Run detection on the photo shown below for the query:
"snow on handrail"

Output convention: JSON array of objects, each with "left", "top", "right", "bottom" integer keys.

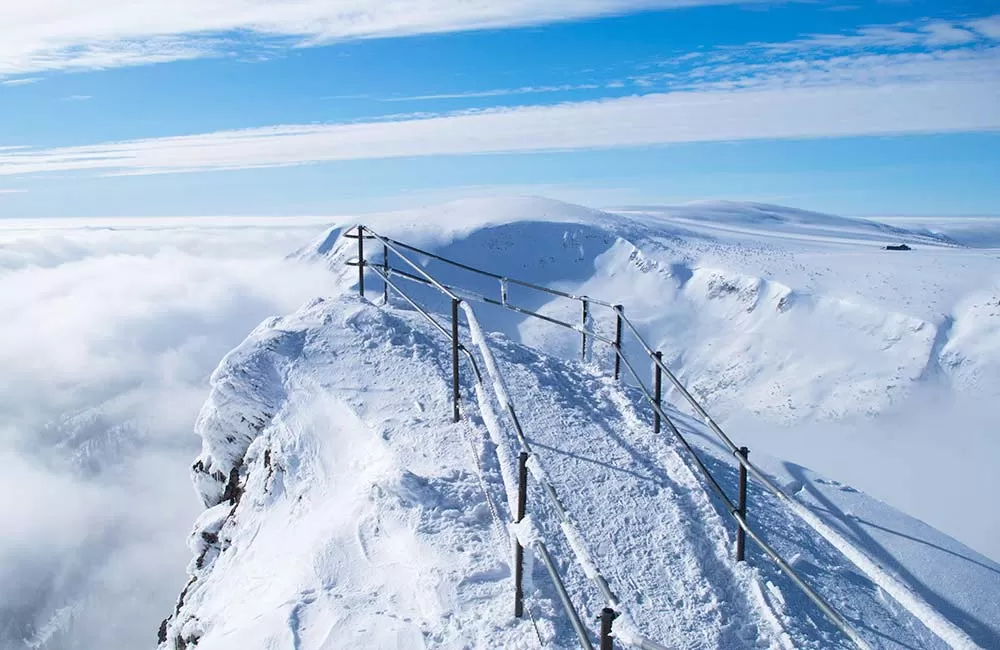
[
  {"left": 353, "top": 225, "right": 981, "bottom": 650},
  {"left": 615, "top": 285, "right": 980, "bottom": 650},
  {"left": 365, "top": 241, "right": 603, "bottom": 647},
  {"left": 461, "top": 302, "right": 668, "bottom": 650}
]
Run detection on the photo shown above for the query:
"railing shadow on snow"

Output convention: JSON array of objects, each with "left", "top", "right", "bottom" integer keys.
[{"left": 343, "top": 225, "right": 978, "bottom": 650}]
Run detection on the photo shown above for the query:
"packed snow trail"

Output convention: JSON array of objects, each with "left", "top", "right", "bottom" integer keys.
[{"left": 463, "top": 318, "right": 977, "bottom": 650}]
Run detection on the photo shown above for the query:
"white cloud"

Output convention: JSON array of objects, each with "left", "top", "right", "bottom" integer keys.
[
  {"left": 1, "top": 76, "right": 41, "bottom": 86},
  {"left": 0, "top": 0, "right": 764, "bottom": 77},
  {"left": 382, "top": 83, "right": 602, "bottom": 101},
  {"left": 968, "top": 15, "right": 1000, "bottom": 40},
  {"left": 0, "top": 220, "right": 334, "bottom": 648},
  {"left": 920, "top": 22, "right": 978, "bottom": 46},
  {"left": 680, "top": 47, "right": 1000, "bottom": 91},
  {"left": 0, "top": 189, "right": 27, "bottom": 194},
  {"left": 0, "top": 60, "right": 997, "bottom": 177},
  {"left": 763, "top": 15, "right": 999, "bottom": 53}
]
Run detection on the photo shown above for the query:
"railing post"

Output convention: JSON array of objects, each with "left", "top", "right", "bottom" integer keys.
[
  {"left": 451, "top": 298, "right": 461, "bottom": 423},
  {"left": 653, "top": 351, "right": 663, "bottom": 434},
  {"left": 613, "top": 305, "right": 624, "bottom": 380},
  {"left": 599, "top": 607, "right": 618, "bottom": 650},
  {"left": 514, "top": 450, "right": 529, "bottom": 618},
  {"left": 357, "top": 226, "right": 365, "bottom": 297},
  {"left": 382, "top": 242, "right": 389, "bottom": 304},
  {"left": 581, "top": 299, "right": 589, "bottom": 361},
  {"left": 736, "top": 446, "right": 749, "bottom": 562}
]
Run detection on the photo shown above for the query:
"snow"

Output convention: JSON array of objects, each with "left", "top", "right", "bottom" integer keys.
[
  {"left": 163, "top": 298, "right": 538, "bottom": 649},
  {"left": 161, "top": 196, "right": 1000, "bottom": 649},
  {"left": 295, "top": 196, "right": 1000, "bottom": 563}
]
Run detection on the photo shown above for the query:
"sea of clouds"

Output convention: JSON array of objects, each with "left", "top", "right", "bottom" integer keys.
[{"left": 0, "top": 217, "right": 334, "bottom": 649}]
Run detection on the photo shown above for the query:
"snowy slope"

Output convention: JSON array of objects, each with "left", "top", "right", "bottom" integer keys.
[
  {"left": 164, "top": 297, "right": 534, "bottom": 649},
  {"left": 160, "top": 289, "right": 1000, "bottom": 649},
  {"left": 298, "top": 196, "right": 1000, "bottom": 562}
]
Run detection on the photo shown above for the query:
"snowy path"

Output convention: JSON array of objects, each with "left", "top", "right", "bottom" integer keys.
[
  {"left": 163, "top": 293, "right": 986, "bottom": 650},
  {"left": 479, "top": 334, "right": 782, "bottom": 649},
  {"left": 475, "top": 327, "right": 973, "bottom": 650}
]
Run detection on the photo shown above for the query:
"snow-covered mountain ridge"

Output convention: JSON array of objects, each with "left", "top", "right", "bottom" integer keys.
[
  {"left": 161, "top": 292, "right": 1000, "bottom": 649},
  {"left": 159, "top": 197, "right": 1000, "bottom": 648},
  {"left": 297, "top": 198, "right": 1000, "bottom": 562}
]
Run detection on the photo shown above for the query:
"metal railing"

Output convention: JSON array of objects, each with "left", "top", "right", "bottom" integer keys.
[
  {"left": 347, "top": 226, "right": 640, "bottom": 648},
  {"left": 344, "top": 224, "right": 972, "bottom": 650}
]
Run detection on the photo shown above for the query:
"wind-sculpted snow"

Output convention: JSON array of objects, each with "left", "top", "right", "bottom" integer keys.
[
  {"left": 161, "top": 296, "right": 543, "bottom": 649},
  {"left": 192, "top": 317, "right": 299, "bottom": 507}
]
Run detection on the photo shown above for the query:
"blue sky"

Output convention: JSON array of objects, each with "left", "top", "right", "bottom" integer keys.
[{"left": 0, "top": 0, "right": 998, "bottom": 217}]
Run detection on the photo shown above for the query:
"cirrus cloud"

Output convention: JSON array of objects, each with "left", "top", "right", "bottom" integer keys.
[
  {"left": 0, "top": 70, "right": 997, "bottom": 178},
  {"left": 0, "top": 0, "right": 769, "bottom": 78}
]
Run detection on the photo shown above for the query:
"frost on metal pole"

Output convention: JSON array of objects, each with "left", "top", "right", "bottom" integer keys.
[
  {"left": 581, "top": 299, "right": 589, "bottom": 361},
  {"left": 514, "top": 451, "right": 528, "bottom": 618},
  {"left": 613, "top": 305, "right": 624, "bottom": 380},
  {"left": 736, "top": 446, "right": 749, "bottom": 562},
  {"left": 451, "top": 298, "right": 461, "bottom": 423},
  {"left": 599, "top": 607, "right": 618, "bottom": 650}
]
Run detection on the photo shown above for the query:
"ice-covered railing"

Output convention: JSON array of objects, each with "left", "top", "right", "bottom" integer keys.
[
  {"left": 345, "top": 225, "right": 980, "bottom": 650},
  {"left": 462, "top": 302, "right": 668, "bottom": 650},
  {"left": 347, "top": 227, "right": 670, "bottom": 649}
]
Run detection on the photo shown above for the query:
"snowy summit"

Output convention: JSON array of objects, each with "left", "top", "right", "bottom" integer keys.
[{"left": 158, "top": 197, "right": 1000, "bottom": 650}]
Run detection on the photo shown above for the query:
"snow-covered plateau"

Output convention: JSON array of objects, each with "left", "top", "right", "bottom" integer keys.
[{"left": 158, "top": 198, "right": 999, "bottom": 649}]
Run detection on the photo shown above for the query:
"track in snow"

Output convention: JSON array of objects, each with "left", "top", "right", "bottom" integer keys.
[{"left": 465, "top": 324, "right": 968, "bottom": 650}]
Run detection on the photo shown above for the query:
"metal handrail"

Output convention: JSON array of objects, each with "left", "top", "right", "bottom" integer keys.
[
  {"left": 366, "top": 229, "right": 462, "bottom": 302},
  {"left": 387, "top": 265, "right": 617, "bottom": 346},
  {"left": 355, "top": 224, "right": 868, "bottom": 648},
  {"left": 358, "top": 226, "right": 669, "bottom": 649},
  {"left": 360, "top": 232, "right": 599, "bottom": 647},
  {"left": 380, "top": 235, "right": 618, "bottom": 309},
  {"left": 349, "top": 224, "right": 978, "bottom": 650},
  {"left": 368, "top": 265, "right": 483, "bottom": 385},
  {"left": 459, "top": 303, "right": 668, "bottom": 650},
  {"left": 356, "top": 225, "right": 872, "bottom": 648}
]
